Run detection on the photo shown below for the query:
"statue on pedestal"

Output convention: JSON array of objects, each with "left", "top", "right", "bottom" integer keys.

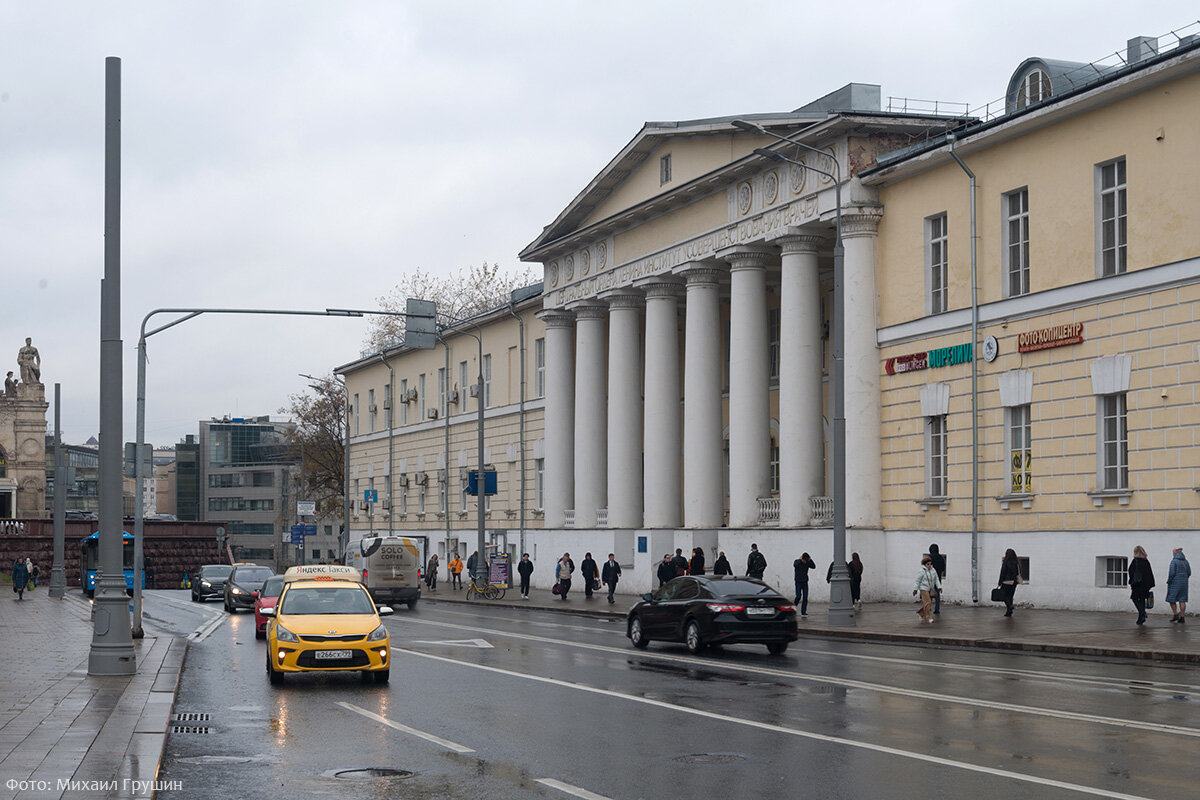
[
  {"left": 4, "top": 371, "right": 15, "bottom": 398},
  {"left": 17, "top": 338, "right": 40, "bottom": 386}
]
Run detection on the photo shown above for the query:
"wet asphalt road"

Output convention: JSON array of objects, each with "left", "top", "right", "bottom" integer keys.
[{"left": 145, "top": 590, "right": 1200, "bottom": 800}]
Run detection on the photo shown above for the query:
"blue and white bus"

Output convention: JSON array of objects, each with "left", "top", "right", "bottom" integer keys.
[{"left": 80, "top": 531, "right": 141, "bottom": 597}]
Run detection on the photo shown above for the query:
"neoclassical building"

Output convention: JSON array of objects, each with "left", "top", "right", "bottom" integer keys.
[
  {"left": 518, "top": 28, "right": 1200, "bottom": 607},
  {"left": 1, "top": 352, "right": 48, "bottom": 520}
]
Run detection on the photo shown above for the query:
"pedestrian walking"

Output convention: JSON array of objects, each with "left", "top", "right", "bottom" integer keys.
[
  {"left": 11, "top": 554, "right": 29, "bottom": 600},
  {"left": 426, "top": 553, "right": 439, "bottom": 591},
  {"left": 928, "top": 543, "right": 946, "bottom": 614},
  {"left": 517, "top": 553, "right": 533, "bottom": 599},
  {"left": 850, "top": 553, "right": 864, "bottom": 609},
  {"left": 30, "top": 561, "right": 39, "bottom": 589},
  {"left": 449, "top": 553, "right": 464, "bottom": 590},
  {"left": 792, "top": 552, "right": 816, "bottom": 616},
  {"left": 912, "top": 555, "right": 941, "bottom": 623},
  {"left": 581, "top": 553, "right": 599, "bottom": 599},
  {"left": 180, "top": 572, "right": 191, "bottom": 590},
  {"left": 671, "top": 549, "right": 689, "bottom": 577},
  {"left": 746, "top": 543, "right": 767, "bottom": 579},
  {"left": 712, "top": 551, "right": 732, "bottom": 576},
  {"left": 998, "top": 548, "right": 1021, "bottom": 617},
  {"left": 466, "top": 551, "right": 479, "bottom": 582},
  {"left": 1166, "top": 547, "right": 1190, "bottom": 623},
  {"left": 689, "top": 547, "right": 706, "bottom": 576},
  {"left": 24, "top": 558, "right": 35, "bottom": 591},
  {"left": 1128, "top": 545, "right": 1155, "bottom": 625},
  {"left": 657, "top": 554, "right": 675, "bottom": 587},
  {"left": 601, "top": 553, "right": 622, "bottom": 604},
  {"left": 555, "top": 553, "right": 573, "bottom": 600}
]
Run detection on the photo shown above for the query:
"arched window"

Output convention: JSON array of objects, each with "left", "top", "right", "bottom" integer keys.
[{"left": 1016, "top": 70, "right": 1051, "bottom": 109}]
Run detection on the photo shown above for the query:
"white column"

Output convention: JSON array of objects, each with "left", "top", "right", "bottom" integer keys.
[
  {"left": 773, "top": 231, "right": 826, "bottom": 526},
  {"left": 680, "top": 264, "right": 725, "bottom": 528},
  {"left": 603, "top": 290, "right": 643, "bottom": 529},
  {"left": 570, "top": 301, "right": 607, "bottom": 528},
  {"left": 638, "top": 277, "right": 682, "bottom": 528},
  {"left": 842, "top": 212, "right": 884, "bottom": 528},
  {"left": 720, "top": 246, "right": 772, "bottom": 528},
  {"left": 536, "top": 309, "right": 575, "bottom": 528}
]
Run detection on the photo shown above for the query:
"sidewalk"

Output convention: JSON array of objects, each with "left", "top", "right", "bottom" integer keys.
[
  {"left": 0, "top": 589, "right": 185, "bottom": 800},
  {"left": 422, "top": 584, "right": 1200, "bottom": 663}
]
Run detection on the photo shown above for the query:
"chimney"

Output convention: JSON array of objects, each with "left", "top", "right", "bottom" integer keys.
[{"left": 1127, "top": 36, "right": 1158, "bottom": 64}]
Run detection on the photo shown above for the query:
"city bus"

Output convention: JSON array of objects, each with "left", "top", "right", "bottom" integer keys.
[{"left": 80, "top": 531, "right": 141, "bottom": 597}]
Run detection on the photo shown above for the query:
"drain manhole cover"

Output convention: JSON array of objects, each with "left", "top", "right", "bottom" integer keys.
[
  {"left": 673, "top": 754, "right": 746, "bottom": 764},
  {"left": 171, "top": 726, "right": 211, "bottom": 734},
  {"left": 323, "top": 768, "right": 416, "bottom": 781},
  {"left": 174, "top": 712, "right": 211, "bottom": 721},
  {"left": 808, "top": 684, "right": 838, "bottom": 694}
]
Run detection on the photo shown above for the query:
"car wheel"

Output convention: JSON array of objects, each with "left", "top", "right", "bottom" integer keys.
[
  {"left": 267, "top": 651, "right": 283, "bottom": 685},
  {"left": 255, "top": 628, "right": 265, "bottom": 640},
  {"left": 629, "top": 616, "right": 649, "bottom": 649},
  {"left": 373, "top": 670, "right": 390, "bottom": 685},
  {"left": 767, "top": 641, "right": 789, "bottom": 655},
  {"left": 685, "top": 620, "right": 706, "bottom": 654},
  {"left": 190, "top": 592, "right": 197, "bottom": 602},
  {"left": 406, "top": 599, "right": 417, "bottom": 610},
  {"left": 224, "top": 598, "right": 232, "bottom": 613}
]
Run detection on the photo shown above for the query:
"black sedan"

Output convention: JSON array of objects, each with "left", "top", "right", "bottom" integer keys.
[
  {"left": 223, "top": 564, "right": 275, "bottom": 613},
  {"left": 626, "top": 576, "right": 798, "bottom": 654},
  {"left": 191, "top": 564, "right": 233, "bottom": 602}
]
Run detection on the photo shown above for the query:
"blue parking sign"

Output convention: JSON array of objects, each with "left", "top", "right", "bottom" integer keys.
[{"left": 364, "top": 489, "right": 378, "bottom": 503}]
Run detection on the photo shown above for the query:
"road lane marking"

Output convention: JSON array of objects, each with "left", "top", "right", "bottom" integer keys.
[
  {"left": 410, "top": 638, "right": 493, "bottom": 648},
  {"left": 335, "top": 701, "right": 474, "bottom": 753},
  {"left": 188, "top": 611, "right": 228, "bottom": 641},
  {"left": 536, "top": 778, "right": 613, "bottom": 800},
  {"left": 423, "top": 605, "right": 1200, "bottom": 694},
  {"left": 391, "top": 616, "right": 1200, "bottom": 739},
  {"left": 393, "top": 647, "right": 1153, "bottom": 800}
]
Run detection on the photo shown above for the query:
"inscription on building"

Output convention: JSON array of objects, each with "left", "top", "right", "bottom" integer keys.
[{"left": 1017, "top": 323, "right": 1084, "bottom": 353}]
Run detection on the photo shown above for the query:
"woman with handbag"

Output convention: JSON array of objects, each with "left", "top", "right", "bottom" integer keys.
[
  {"left": 912, "top": 556, "right": 941, "bottom": 623},
  {"left": 997, "top": 549, "right": 1021, "bottom": 617},
  {"left": 1128, "top": 545, "right": 1156, "bottom": 625}
]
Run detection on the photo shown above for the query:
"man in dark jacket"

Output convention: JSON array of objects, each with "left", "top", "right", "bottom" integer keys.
[
  {"left": 581, "top": 553, "right": 599, "bottom": 599},
  {"left": 601, "top": 554, "right": 622, "bottom": 604},
  {"left": 466, "top": 551, "right": 479, "bottom": 581},
  {"left": 928, "top": 544, "right": 946, "bottom": 614},
  {"left": 747, "top": 544, "right": 767, "bottom": 579},
  {"left": 671, "top": 549, "right": 689, "bottom": 577},
  {"left": 792, "top": 552, "right": 816, "bottom": 616},
  {"left": 657, "top": 554, "right": 675, "bottom": 587},
  {"left": 516, "top": 553, "right": 534, "bottom": 599}
]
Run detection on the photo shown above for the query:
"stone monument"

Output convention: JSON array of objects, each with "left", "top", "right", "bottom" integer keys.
[{"left": 0, "top": 338, "right": 48, "bottom": 519}]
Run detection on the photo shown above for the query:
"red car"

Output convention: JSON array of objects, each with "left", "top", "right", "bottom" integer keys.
[{"left": 253, "top": 575, "right": 285, "bottom": 640}]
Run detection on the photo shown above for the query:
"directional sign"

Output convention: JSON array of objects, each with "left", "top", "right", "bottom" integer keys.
[{"left": 290, "top": 524, "right": 305, "bottom": 544}]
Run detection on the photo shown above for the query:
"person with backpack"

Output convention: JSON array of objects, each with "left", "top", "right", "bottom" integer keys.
[
  {"left": 671, "top": 549, "right": 689, "bottom": 577},
  {"left": 747, "top": 544, "right": 767, "bottom": 579},
  {"left": 712, "top": 551, "right": 732, "bottom": 576}
]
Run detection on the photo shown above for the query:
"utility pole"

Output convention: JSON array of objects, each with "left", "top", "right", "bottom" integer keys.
[{"left": 49, "top": 383, "right": 66, "bottom": 598}]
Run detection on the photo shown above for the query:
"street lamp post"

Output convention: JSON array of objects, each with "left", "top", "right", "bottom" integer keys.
[
  {"left": 733, "top": 119, "right": 854, "bottom": 626},
  {"left": 131, "top": 306, "right": 400, "bottom": 636}
]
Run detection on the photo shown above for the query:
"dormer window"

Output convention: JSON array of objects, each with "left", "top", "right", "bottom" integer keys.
[
  {"left": 1016, "top": 69, "right": 1051, "bottom": 109},
  {"left": 660, "top": 153, "right": 672, "bottom": 185}
]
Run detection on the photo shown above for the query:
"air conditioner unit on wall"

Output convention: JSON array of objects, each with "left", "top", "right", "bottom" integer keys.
[
  {"left": 397, "top": 474, "right": 409, "bottom": 487},
  {"left": 369, "top": 404, "right": 378, "bottom": 414},
  {"left": 469, "top": 385, "right": 480, "bottom": 398},
  {"left": 427, "top": 408, "right": 439, "bottom": 420},
  {"left": 405, "top": 389, "right": 419, "bottom": 402},
  {"left": 448, "top": 389, "right": 459, "bottom": 404},
  {"left": 382, "top": 397, "right": 391, "bottom": 409},
  {"left": 415, "top": 472, "right": 429, "bottom": 486}
]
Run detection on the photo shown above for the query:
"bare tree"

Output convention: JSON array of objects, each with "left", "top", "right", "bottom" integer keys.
[
  {"left": 363, "top": 262, "right": 537, "bottom": 353},
  {"left": 280, "top": 375, "right": 345, "bottom": 519}
]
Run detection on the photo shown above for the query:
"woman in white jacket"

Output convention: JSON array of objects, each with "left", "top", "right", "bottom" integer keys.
[{"left": 912, "top": 556, "right": 942, "bottom": 623}]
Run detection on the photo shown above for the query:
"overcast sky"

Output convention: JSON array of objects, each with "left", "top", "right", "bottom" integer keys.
[{"left": 2, "top": 1, "right": 1195, "bottom": 447}]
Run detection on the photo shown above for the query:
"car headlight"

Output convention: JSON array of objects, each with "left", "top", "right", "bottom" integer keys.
[
  {"left": 200, "top": 580, "right": 211, "bottom": 587},
  {"left": 367, "top": 625, "right": 388, "bottom": 642},
  {"left": 275, "top": 624, "right": 300, "bottom": 643},
  {"left": 232, "top": 587, "right": 243, "bottom": 595}
]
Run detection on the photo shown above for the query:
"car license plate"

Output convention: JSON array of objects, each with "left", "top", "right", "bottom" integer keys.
[
  {"left": 314, "top": 649, "right": 353, "bottom": 659},
  {"left": 746, "top": 607, "right": 775, "bottom": 616}
]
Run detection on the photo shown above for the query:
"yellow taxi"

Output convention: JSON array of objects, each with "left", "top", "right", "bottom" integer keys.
[{"left": 263, "top": 564, "right": 393, "bottom": 684}]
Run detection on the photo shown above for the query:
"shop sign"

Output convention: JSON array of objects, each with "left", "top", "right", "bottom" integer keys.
[
  {"left": 884, "top": 352, "right": 928, "bottom": 375},
  {"left": 885, "top": 342, "right": 971, "bottom": 376},
  {"left": 1018, "top": 323, "right": 1084, "bottom": 353}
]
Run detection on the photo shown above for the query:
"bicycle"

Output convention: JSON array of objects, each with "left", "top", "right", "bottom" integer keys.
[{"left": 465, "top": 575, "right": 506, "bottom": 601}]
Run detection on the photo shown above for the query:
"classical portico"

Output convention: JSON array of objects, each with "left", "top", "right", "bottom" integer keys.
[{"left": 521, "top": 102, "right": 905, "bottom": 533}]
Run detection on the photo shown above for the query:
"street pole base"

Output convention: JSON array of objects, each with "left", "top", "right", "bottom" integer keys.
[{"left": 826, "top": 575, "right": 856, "bottom": 627}]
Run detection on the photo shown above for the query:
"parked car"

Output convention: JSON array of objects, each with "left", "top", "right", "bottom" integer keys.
[
  {"left": 254, "top": 575, "right": 285, "bottom": 639},
  {"left": 626, "top": 576, "right": 798, "bottom": 654},
  {"left": 192, "top": 564, "right": 233, "bottom": 602},
  {"left": 225, "top": 563, "right": 275, "bottom": 613}
]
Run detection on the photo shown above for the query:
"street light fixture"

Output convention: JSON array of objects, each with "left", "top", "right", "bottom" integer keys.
[{"left": 734, "top": 119, "right": 854, "bottom": 627}]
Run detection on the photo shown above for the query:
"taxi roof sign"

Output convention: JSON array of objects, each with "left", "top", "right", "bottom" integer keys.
[{"left": 283, "top": 564, "right": 363, "bottom": 583}]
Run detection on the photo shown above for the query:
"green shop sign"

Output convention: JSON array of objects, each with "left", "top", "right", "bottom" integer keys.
[{"left": 885, "top": 343, "right": 972, "bottom": 376}]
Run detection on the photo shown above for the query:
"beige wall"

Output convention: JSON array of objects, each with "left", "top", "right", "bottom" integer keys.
[{"left": 876, "top": 70, "right": 1200, "bottom": 328}]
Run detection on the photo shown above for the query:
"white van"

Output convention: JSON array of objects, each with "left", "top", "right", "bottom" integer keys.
[{"left": 352, "top": 536, "right": 426, "bottom": 609}]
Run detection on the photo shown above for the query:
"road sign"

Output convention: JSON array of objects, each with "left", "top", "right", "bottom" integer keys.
[
  {"left": 297, "top": 501, "right": 316, "bottom": 516},
  {"left": 290, "top": 524, "right": 305, "bottom": 545},
  {"left": 303, "top": 524, "right": 317, "bottom": 536},
  {"left": 405, "top": 298, "right": 437, "bottom": 350},
  {"left": 465, "top": 469, "right": 497, "bottom": 496},
  {"left": 363, "top": 489, "right": 378, "bottom": 503},
  {"left": 123, "top": 442, "right": 152, "bottom": 478}
]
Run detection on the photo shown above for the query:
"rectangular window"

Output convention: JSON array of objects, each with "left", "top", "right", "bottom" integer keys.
[
  {"left": 1103, "top": 556, "right": 1128, "bottom": 587},
  {"left": 768, "top": 308, "right": 780, "bottom": 383},
  {"left": 535, "top": 459, "right": 544, "bottom": 510},
  {"left": 927, "top": 415, "right": 948, "bottom": 498},
  {"left": 368, "top": 388, "right": 375, "bottom": 433},
  {"left": 438, "top": 470, "right": 447, "bottom": 513},
  {"left": 353, "top": 478, "right": 360, "bottom": 511},
  {"left": 660, "top": 153, "right": 672, "bottom": 185},
  {"left": 459, "top": 361, "right": 468, "bottom": 403},
  {"left": 383, "top": 384, "right": 392, "bottom": 428},
  {"left": 1008, "top": 404, "right": 1032, "bottom": 494},
  {"left": 400, "top": 379, "right": 408, "bottom": 425},
  {"left": 769, "top": 442, "right": 780, "bottom": 494},
  {"left": 1004, "top": 188, "right": 1030, "bottom": 297},
  {"left": 460, "top": 469, "right": 469, "bottom": 512},
  {"left": 482, "top": 354, "right": 492, "bottom": 408},
  {"left": 927, "top": 214, "right": 948, "bottom": 314},
  {"left": 353, "top": 394, "right": 360, "bottom": 436},
  {"left": 1097, "top": 157, "right": 1127, "bottom": 276},
  {"left": 534, "top": 338, "right": 545, "bottom": 398},
  {"left": 1100, "top": 393, "right": 1128, "bottom": 489},
  {"left": 418, "top": 374, "right": 426, "bottom": 419},
  {"left": 438, "top": 368, "right": 446, "bottom": 418}
]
